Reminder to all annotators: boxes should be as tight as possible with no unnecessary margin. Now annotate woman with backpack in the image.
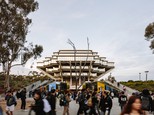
[63,91,71,115]
[89,92,98,115]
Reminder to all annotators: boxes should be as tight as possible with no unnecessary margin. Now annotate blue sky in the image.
[10,0,154,81]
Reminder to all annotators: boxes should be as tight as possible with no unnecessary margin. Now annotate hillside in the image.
[0,74,50,93]
[120,80,154,92]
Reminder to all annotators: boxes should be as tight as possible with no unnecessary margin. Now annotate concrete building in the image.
[37,50,114,89]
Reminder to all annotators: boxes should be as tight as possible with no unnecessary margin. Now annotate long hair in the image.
[120,95,144,115]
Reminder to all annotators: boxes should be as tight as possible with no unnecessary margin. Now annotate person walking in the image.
[120,95,146,115]
[118,91,127,111]
[141,89,153,114]
[5,90,17,115]
[40,86,47,99]
[63,91,71,115]
[89,92,98,115]
[16,89,21,99]
[123,86,126,93]
[100,91,112,115]
[30,91,46,115]
[20,88,27,111]
[47,89,56,115]
[77,89,86,115]
[99,91,106,115]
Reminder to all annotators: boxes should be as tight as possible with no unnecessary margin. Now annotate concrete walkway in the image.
[3,98,121,115]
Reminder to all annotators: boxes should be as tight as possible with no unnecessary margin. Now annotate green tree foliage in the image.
[0,0,43,89]
[120,80,154,92]
[0,74,50,93]
[145,22,154,53]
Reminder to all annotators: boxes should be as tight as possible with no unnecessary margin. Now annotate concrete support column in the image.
[59,61,63,82]
[79,61,82,85]
[61,76,63,82]
[70,76,72,86]
[69,61,72,87]
[79,77,81,85]
[88,61,92,81]
[88,76,90,81]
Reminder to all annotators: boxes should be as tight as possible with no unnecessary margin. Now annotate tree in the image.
[144,22,154,53]
[0,0,43,89]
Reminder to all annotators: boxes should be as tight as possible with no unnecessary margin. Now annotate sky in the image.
[8,0,154,81]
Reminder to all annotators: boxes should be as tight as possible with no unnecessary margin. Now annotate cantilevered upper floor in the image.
[37,50,114,83]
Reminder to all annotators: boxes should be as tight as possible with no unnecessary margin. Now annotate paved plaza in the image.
[3,98,121,115]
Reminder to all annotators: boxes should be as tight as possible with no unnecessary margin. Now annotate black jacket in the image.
[31,99,46,115]
[47,94,56,110]
[20,90,26,100]
[118,94,127,105]
[102,95,112,110]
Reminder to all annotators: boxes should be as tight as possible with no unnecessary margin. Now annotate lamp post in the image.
[67,39,77,92]
[139,73,141,81]
[145,71,149,82]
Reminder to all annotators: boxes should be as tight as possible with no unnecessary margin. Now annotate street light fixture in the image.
[139,73,141,81]
[145,71,149,82]
[67,39,77,92]
[67,38,90,91]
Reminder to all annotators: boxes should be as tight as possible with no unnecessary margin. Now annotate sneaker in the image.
[23,110,28,111]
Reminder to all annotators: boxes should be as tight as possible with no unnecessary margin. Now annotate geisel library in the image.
[37,50,114,89]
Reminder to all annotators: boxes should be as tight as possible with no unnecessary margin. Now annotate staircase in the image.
[104,79,139,97]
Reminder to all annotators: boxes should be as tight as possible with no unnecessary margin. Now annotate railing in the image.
[105,80,139,97]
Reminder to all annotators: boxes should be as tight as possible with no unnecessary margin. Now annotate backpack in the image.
[59,96,66,106]
[7,96,17,106]
[43,99,51,113]
[141,96,150,110]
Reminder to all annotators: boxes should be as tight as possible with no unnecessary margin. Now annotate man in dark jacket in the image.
[20,88,26,110]
[100,91,112,115]
[77,89,86,115]
[47,89,56,115]
[141,89,153,113]
[118,91,127,111]
[30,91,46,115]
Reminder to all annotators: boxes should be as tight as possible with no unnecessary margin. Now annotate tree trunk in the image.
[6,69,10,90]
[3,62,8,89]
[4,63,11,90]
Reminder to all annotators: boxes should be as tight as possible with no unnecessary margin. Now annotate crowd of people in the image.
[0,86,154,115]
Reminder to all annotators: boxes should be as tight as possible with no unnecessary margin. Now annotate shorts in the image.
[6,105,14,111]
